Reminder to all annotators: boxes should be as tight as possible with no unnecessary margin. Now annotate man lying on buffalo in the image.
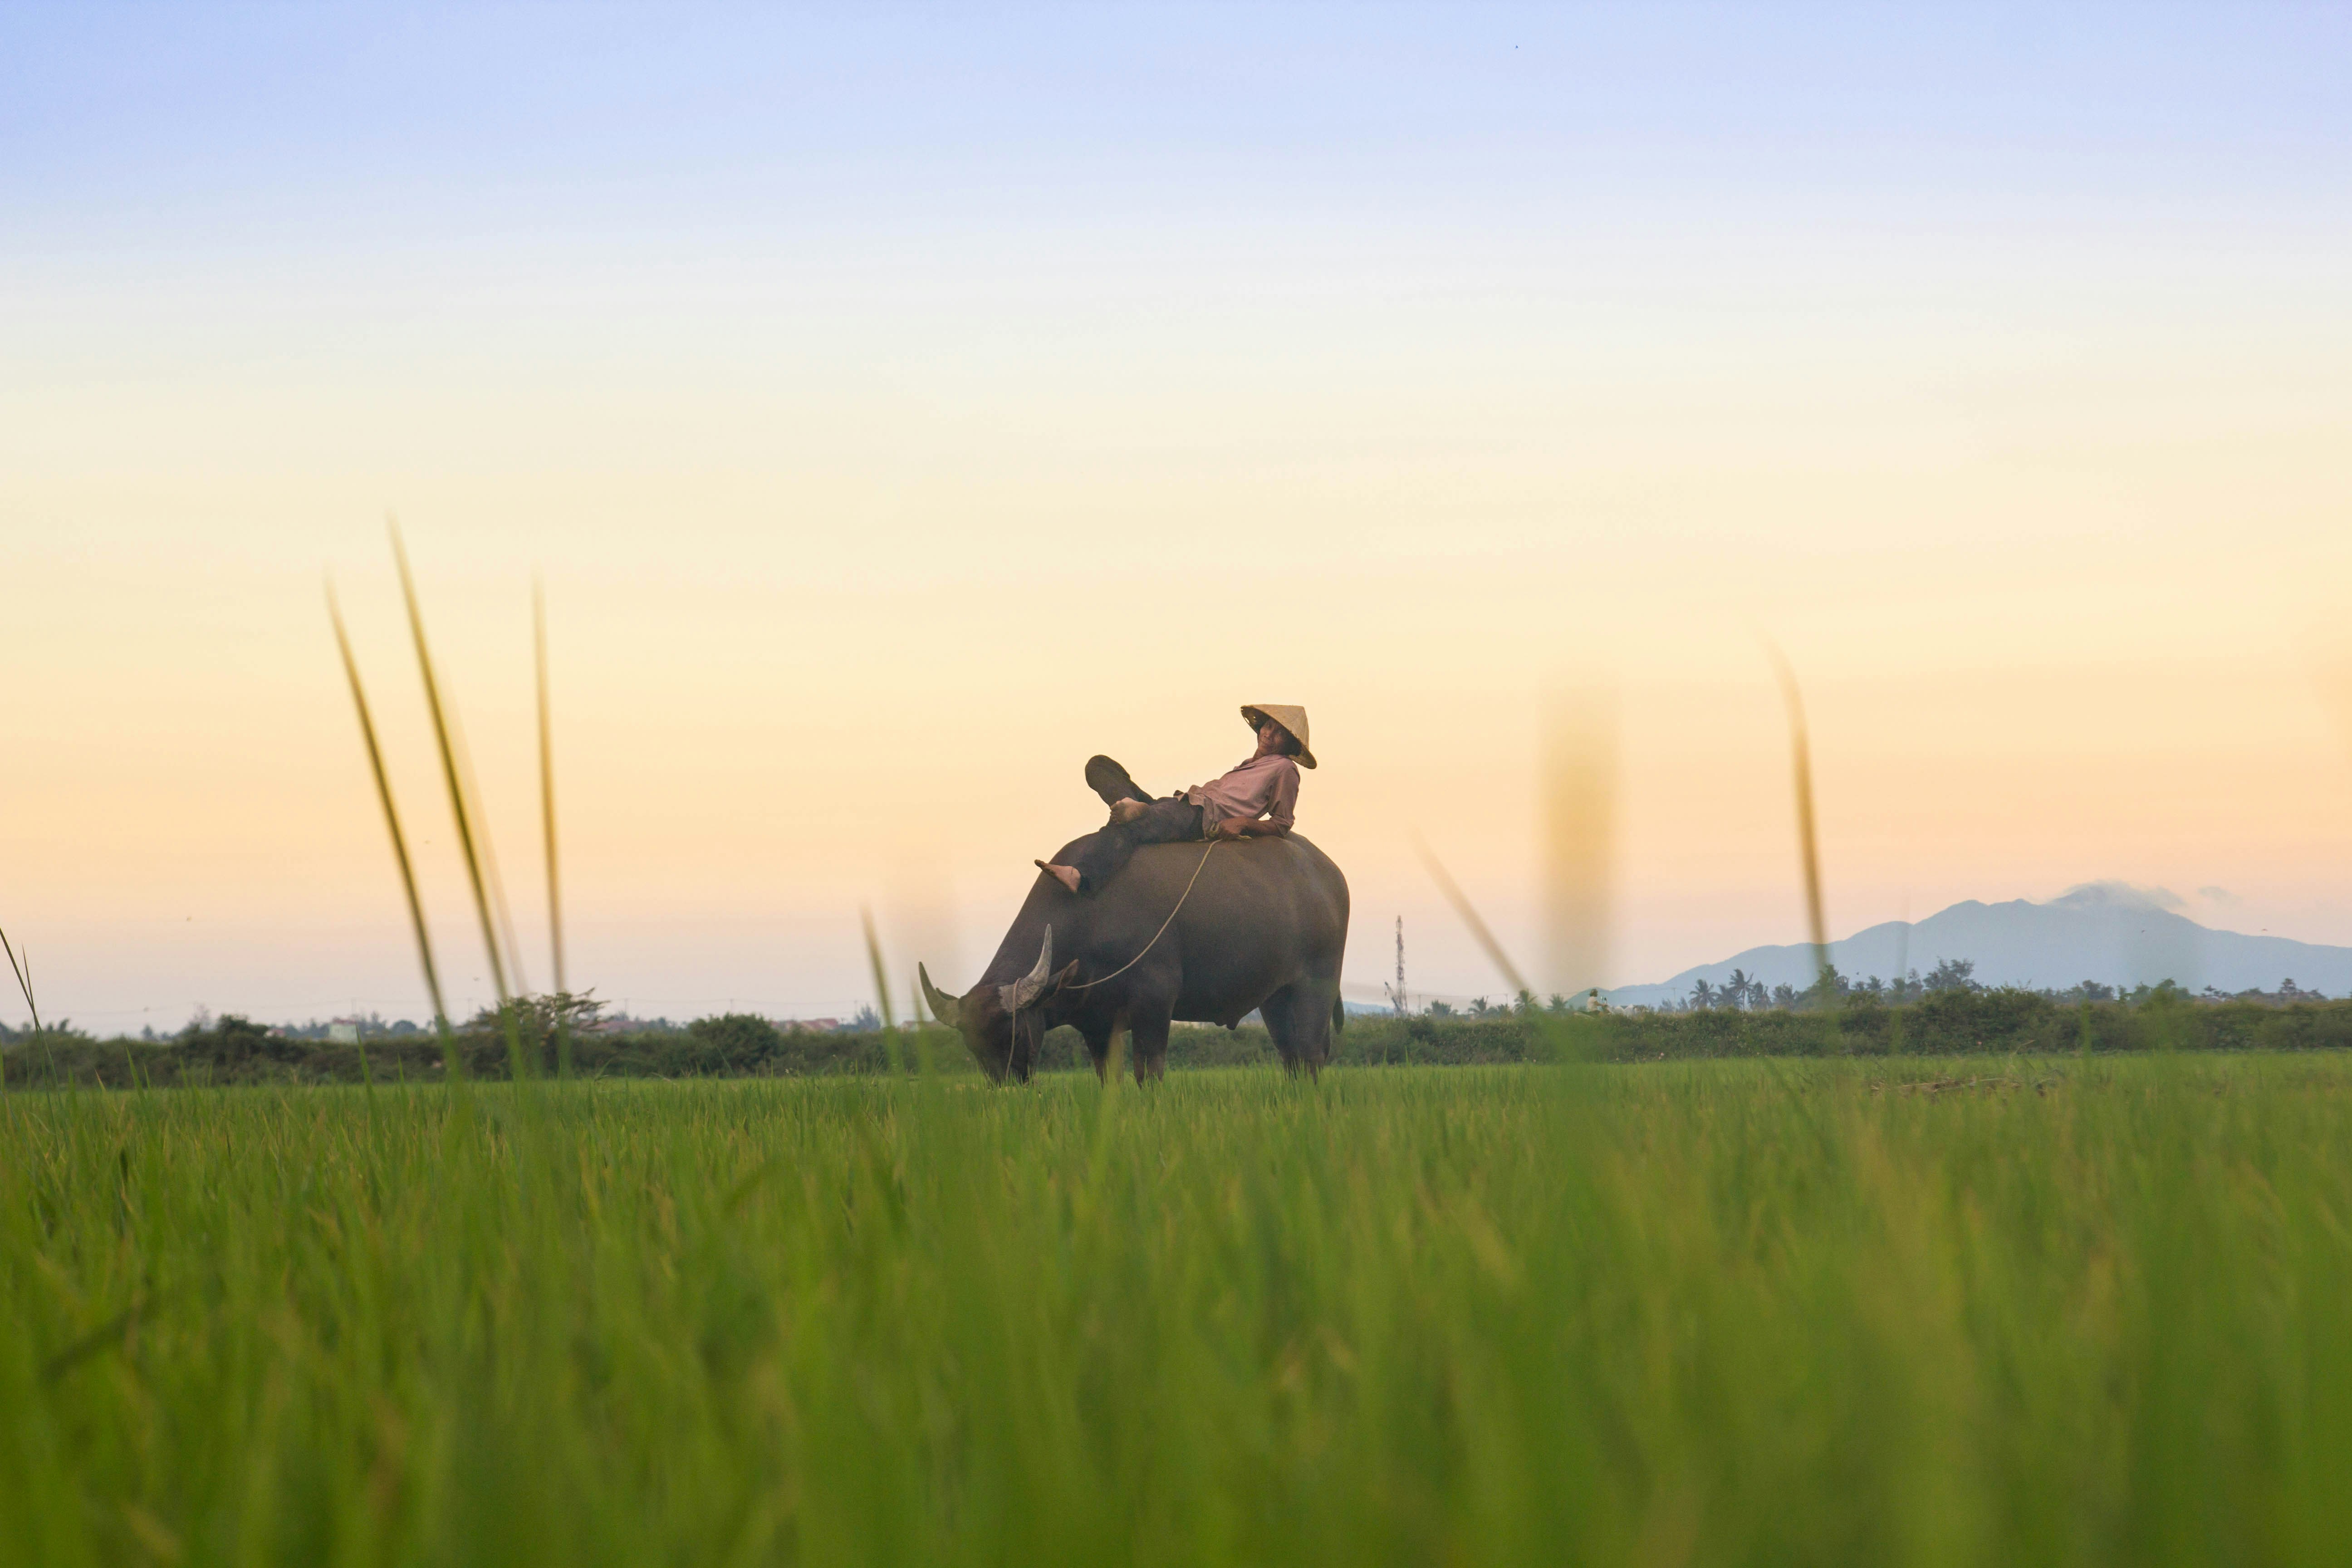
[1036,703,1314,896]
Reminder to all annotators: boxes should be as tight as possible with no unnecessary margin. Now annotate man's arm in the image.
[1207,757,1298,840]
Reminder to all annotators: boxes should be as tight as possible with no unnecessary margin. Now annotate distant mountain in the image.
[1606,884,2352,1009]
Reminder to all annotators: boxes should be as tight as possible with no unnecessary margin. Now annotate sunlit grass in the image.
[7,1056,2351,1564]
[388,519,520,1006]
[326,579,447,1039]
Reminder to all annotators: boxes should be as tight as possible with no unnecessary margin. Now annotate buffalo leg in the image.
[1260,987,1307,1075]
[1081,1022,1115,1082]
[1263,984,1336,1077]
[1289,980,1338,1074]
[1128,1003,1172,1083]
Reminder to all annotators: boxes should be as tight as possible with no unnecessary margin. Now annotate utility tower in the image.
[1382,916,1407,1016]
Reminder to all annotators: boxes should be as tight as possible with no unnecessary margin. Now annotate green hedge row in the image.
[6,990,2350,1089]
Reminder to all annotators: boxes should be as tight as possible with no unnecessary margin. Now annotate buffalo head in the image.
[920,927,1078,1083]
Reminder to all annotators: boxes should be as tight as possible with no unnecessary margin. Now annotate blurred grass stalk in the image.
[390,522,514,1006]
[536,578,571,1079]
[1414,835,1531,999]
[862,907,906,1074]
[327,582,450,1044]
[0,920,48,1090]
[1,923,41,1035]
[1891,897,1910,1053]
[1541,683,1617,1004]
[1416,835,1601,1062]
[387,523,535,1084]
[1760,637,1832,992]
[1414,679,1617,1060]
[459,723,532,999]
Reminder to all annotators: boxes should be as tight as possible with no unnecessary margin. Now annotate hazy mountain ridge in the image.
[1607,885,2352,1009]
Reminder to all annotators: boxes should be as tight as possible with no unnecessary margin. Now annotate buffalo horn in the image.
[1000,926,1055,1012]
[918,964,961,1028]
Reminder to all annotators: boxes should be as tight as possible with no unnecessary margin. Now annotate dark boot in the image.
[1084,755,1149,808]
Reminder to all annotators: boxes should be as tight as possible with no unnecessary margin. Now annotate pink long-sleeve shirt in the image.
[1184,754,1301,831]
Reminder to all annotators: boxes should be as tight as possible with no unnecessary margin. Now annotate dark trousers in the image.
[1064,799,1205,894]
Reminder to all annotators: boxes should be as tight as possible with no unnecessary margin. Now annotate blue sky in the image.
[11,5,2346,251]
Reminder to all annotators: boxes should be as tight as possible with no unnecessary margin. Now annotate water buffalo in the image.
[919,833,1350,1082]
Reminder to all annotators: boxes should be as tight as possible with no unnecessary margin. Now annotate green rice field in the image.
[8,1056,2352,1565]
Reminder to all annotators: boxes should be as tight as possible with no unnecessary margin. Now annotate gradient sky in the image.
[5,3,2350,1028]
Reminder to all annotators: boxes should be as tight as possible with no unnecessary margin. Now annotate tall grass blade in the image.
[0,922,39,1034]
[1413,835,1531,998]
[1892,895,1910,996]
[1891,894,1911,1052]
[1415,837,1601,1065]
[452,714,531,997]
[536,579,570,1079]
[862,908,904,1075]
[1759,636,1832,990]
[327,583,451,1034]
[862,908,897,1031]
[1540,683,1617,1000]
[389,521,510,1005]
[535,578,566,998]
[0,923,54,1088]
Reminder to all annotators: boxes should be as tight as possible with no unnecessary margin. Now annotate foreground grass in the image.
[5,1058,2351,1564]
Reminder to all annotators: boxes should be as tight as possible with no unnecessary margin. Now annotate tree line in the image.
[1670,959,2331,1013]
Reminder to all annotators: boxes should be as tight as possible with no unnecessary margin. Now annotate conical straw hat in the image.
[1240,704,1316,769]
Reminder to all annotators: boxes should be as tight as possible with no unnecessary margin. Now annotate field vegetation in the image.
[8,1055,2352,1564]
[8,989,2352,1088]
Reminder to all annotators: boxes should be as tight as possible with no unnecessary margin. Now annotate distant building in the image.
[328,1021,361,1044]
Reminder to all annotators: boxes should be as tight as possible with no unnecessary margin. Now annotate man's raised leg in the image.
[1085,755,1150,808]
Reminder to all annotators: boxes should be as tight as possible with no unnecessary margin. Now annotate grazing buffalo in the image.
[920,833,1351,1082]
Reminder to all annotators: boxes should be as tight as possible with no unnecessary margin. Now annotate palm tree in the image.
[1724,969,1754,1011]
